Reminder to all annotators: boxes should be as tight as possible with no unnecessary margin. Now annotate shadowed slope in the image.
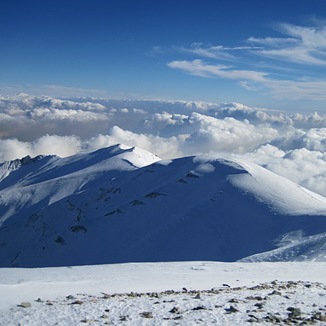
[0,146,325,267]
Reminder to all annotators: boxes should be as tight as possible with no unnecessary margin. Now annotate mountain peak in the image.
[0,146,325,267]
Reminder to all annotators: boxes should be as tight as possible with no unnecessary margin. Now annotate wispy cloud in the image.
[250,23,326,66]
[0,83,110,98]
[178,43,236,60]
[167,59,267,81]
[168,59,326,100]
[167,21,326,101]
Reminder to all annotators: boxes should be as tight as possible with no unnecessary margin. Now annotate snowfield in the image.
[0,261,326,325]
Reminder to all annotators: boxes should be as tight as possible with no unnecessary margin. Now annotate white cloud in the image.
[168,59,326,101]
[1,94,326,197]
[86,127,182,159]
[252,23,326,66]
[167,59,267,81]
[167,21,326,102]
[179,43,236,60]
[0,135,81,161]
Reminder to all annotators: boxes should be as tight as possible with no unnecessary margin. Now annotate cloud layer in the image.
[1,94,326,197]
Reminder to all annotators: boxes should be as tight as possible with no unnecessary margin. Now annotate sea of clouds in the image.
[1,93,326,196]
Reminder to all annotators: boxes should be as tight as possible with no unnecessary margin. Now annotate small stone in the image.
[149,292,159,298]
[247,315,260,323]
[228,298,239,303]
[225,306,239,314]
[287,307,301,318]
[269,290,282,296]
[35,298,42,302]
[71,300,84,305]
[102,293,111,299]
[192,306,206,311]
[193,292,201,299]
[66,295,75,300]
[139,312,153,318]
[169,307,181,314]
[264,314,281,323]
[254,303,264,309]
[320,315,326,322]
[18,302,31,308]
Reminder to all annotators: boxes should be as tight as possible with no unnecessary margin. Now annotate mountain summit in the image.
[0,145,325,267]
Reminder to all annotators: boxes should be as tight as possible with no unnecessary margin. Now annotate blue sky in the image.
[1,0,326,112]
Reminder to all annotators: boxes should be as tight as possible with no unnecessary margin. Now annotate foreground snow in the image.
[0,262,326,325]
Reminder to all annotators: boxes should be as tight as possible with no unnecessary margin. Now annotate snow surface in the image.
[230,158,326,215]
[0,262,325,325]
[0,145,326,267]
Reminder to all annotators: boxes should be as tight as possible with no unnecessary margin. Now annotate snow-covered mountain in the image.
[0,144,326,267]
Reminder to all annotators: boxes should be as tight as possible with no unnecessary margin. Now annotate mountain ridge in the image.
[0,144,325,267]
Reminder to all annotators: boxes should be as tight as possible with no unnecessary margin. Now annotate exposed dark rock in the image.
[254,302,264,309]
[119,315,128,321]
[55,235,65,244]
[186,171,200,178]
[192,306,207,311]
[139,312,153,318]
[169,307,181,314]
[81,319,97,323]
[229,298,239,303]
[129,199,145,206]
[66,295,75,300]
[71,300,84,305]
[70,225,87,233]
[193,292,201,299]
[287,307,301,318]
[268,290,282,296]
[145,192,167,198]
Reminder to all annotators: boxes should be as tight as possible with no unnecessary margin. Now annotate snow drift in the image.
[0,144,325,267]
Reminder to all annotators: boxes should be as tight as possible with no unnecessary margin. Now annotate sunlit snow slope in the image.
[0,144,325,267]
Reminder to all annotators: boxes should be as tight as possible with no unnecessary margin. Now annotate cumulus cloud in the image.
[0,135,81,161]
[1,94,326,197]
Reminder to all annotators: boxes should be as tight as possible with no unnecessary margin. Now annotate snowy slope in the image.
[0,144,159,226]
[0,262,326,325]
[239,231,326,262]
[0,145,326,267]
